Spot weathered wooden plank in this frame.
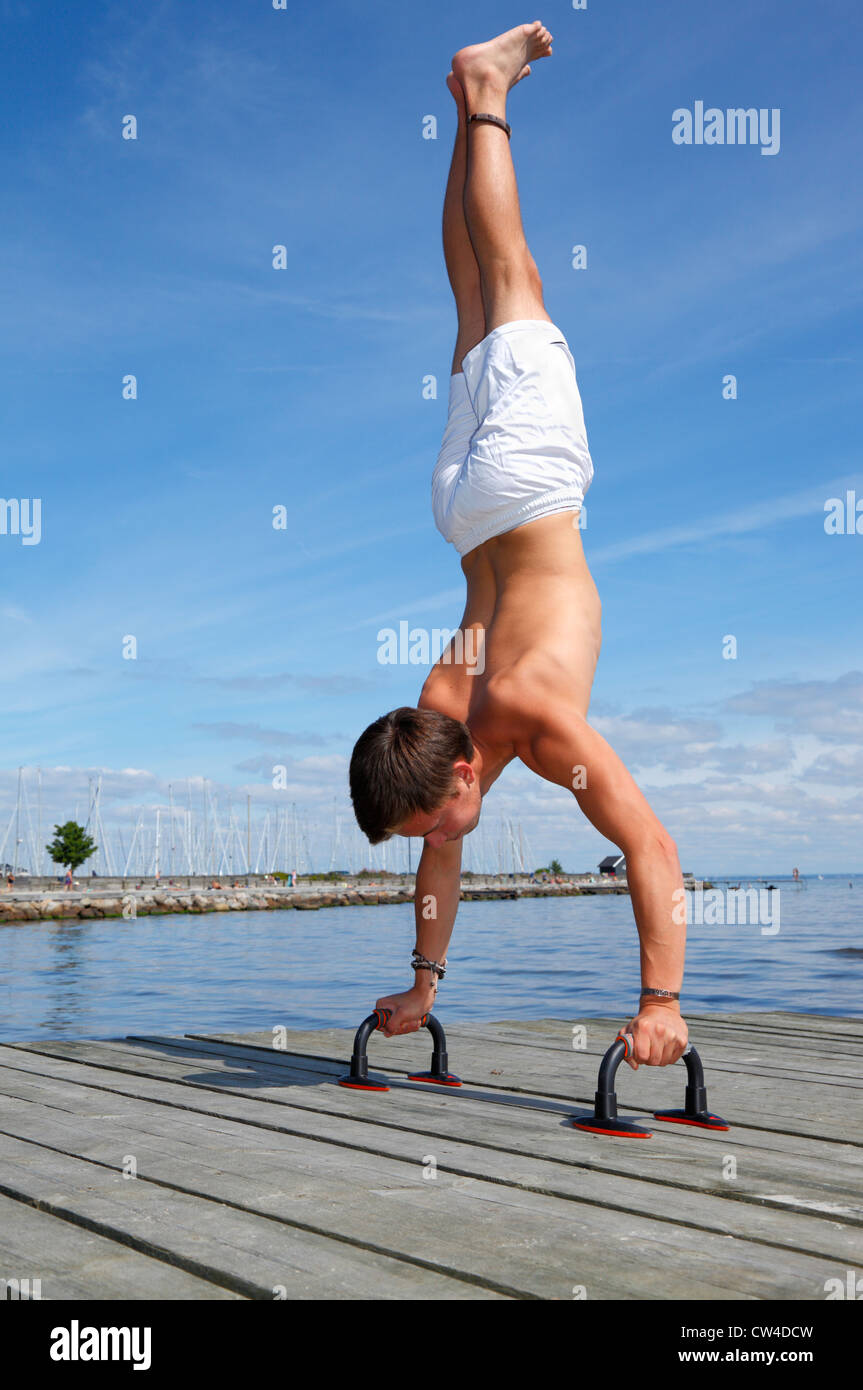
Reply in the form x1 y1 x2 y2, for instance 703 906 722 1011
0 1131 504 1301
383 1020 863 1098
0 1191 243 1300
456 1016 863 1066
6 1037 861 1196
700 1011 863 1033
495 1011 863 1035
485 1013 863 1057
171 1029 863 1141
446 1034 863 1088
188 1013 863 1064
0 1093 849 1300
1 1059 861 1269
3 1012 862 1301
186 1021 863 1088
3 1042 861 1256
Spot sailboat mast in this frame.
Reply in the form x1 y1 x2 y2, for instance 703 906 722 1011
169 784 175 876
13 766 22 875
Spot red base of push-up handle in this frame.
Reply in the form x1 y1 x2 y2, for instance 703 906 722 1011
338 1009 457 1091
407 1071 462 1087
572 1117 652 1138
653 1108 729 1131
653 1048 729 1130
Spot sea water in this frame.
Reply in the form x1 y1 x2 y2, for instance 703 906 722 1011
0 875 859 1041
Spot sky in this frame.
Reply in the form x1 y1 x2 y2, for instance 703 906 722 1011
1 0 861 876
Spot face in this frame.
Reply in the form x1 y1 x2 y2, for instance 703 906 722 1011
395 761 482 849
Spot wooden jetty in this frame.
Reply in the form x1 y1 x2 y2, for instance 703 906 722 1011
0 1011 860 1300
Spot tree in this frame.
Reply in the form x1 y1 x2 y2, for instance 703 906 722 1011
549 858 564 875
46 822 97 873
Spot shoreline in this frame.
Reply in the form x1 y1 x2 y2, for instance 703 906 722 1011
0 873 685 924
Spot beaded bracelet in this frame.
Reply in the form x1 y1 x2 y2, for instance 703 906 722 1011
412 949 447 985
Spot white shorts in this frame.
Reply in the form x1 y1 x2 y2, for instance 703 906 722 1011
431 319 594 557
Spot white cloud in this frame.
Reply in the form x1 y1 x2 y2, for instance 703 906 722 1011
590 478 858 566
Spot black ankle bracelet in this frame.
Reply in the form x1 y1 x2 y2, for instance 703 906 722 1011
466 112 512 140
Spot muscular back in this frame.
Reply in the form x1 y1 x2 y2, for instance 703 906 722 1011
419 511 602 793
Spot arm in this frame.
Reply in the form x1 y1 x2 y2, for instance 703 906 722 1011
518 700 688 1067
376 836 463 1037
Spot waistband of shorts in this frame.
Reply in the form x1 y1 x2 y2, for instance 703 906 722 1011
461 319 566 369
454 490 587 556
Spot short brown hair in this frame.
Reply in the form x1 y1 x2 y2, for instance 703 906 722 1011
349 706 473 844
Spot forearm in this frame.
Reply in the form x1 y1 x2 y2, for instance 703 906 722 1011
411 839 463 986
625 842 686 1010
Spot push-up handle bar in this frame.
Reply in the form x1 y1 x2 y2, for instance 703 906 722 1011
572 1033 729 1137
338 1008 461 1091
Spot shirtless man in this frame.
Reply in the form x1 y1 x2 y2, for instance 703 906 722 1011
349 22 688 1070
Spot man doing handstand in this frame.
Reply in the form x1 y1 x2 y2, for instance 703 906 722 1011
350 22 688 1069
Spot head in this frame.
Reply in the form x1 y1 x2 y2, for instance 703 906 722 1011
349 706 481 848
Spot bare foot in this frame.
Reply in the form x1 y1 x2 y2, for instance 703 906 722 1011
452 21 552 102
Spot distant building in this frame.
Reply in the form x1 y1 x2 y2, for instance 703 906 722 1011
599 854 626 877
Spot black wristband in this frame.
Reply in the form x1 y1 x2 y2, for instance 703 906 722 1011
640 987 680 1000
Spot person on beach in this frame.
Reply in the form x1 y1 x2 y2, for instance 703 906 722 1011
350 22 687 1069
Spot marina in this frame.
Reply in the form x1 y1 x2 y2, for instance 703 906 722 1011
1 766 551 882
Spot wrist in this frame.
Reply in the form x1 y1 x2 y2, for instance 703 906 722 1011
411 948 446 995
638 996 681 1014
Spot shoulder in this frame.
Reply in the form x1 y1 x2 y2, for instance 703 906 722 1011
418 665 474 725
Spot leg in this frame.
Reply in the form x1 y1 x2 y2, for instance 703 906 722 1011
443 73 486 374
452 23 554 331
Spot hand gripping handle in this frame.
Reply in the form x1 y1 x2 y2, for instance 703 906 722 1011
616 1030 694 1066
374 1007 429 1030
